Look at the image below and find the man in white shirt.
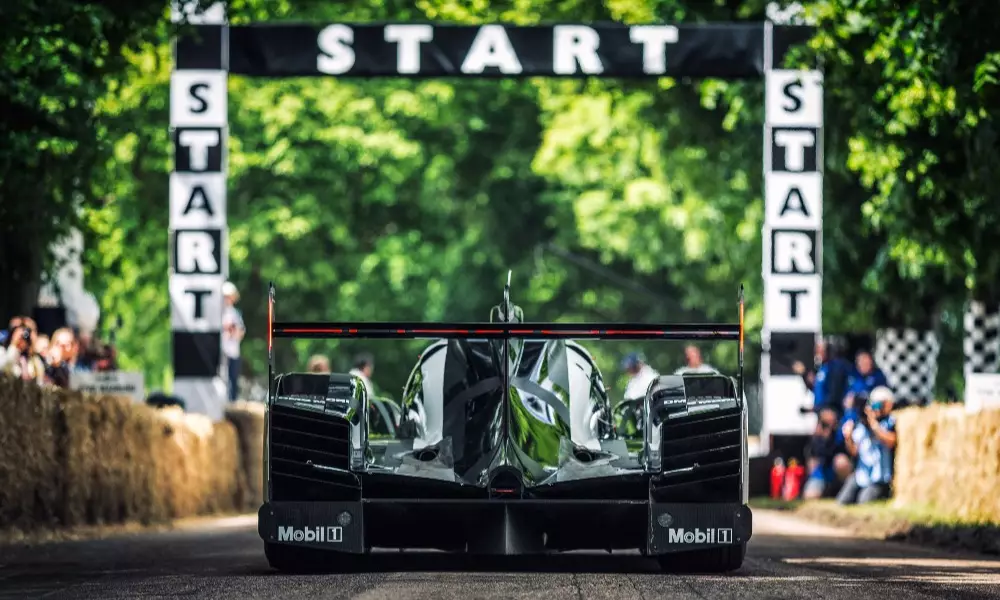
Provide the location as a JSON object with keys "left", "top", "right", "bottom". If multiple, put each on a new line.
{"left": 349, "top": 352, "right": 376, "bottom": 399}
{"left": 674, "top": 345, "right": 719, "bottom": 375}
{"left": 221, "top": 282, "right": 245, "bottom": 402}
{"left": 622, "top": 352, "right": 660, "bottom": 403}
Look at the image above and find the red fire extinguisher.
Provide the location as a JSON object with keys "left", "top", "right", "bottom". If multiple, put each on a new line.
{"left": 770, "top": 458, "right": 785, "bottom": 499}
{"left": 783, "top": 459, "right": 806, "bottom": 501}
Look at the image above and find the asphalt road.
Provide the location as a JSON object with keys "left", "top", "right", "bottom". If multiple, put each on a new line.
{"left": 1, "top": 510, "right": 999, "bottom": 599}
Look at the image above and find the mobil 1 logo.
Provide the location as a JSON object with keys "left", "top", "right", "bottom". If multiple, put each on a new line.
{"left": 667, "top": 527, "right": 733, "bottom": 545}
{"left": 277, "top": 525, "right": 343, "bottom": 544}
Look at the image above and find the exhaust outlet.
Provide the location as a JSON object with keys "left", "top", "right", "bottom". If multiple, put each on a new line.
{"left": 573, "top": 447, "right": 597, "bottom": 463}
{"left": 415, "top": 448, "right": 439, "bottom": 462}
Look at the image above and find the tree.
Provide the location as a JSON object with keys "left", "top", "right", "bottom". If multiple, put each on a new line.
{"left": 0, "top": 0, "right": 208, "bottom": 322}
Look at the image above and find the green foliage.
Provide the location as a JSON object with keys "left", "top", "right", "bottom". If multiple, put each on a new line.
{"left": 805, "top": 0, "right": 1000, "bottom": 306}
{"left": 14, "top": 0, "right": 1000, "bottom": 399}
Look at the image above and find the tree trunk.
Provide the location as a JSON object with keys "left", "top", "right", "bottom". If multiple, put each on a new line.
{"left": 0, "top": 234, "right": 44, "bottom": 324}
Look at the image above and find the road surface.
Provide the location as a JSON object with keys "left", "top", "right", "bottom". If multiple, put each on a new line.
{"left": 1, "top": 509, "right": 998, "bottom": 599}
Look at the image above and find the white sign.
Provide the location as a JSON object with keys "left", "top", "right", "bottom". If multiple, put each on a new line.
{"left": 171, "top": 71, "right": 228, "bottom": 128}
{"left": 764, "top": 274, "right": 821, "bottom": 332}
{"left": 170, "top": 274, "right": 224, "bottom": 331}
{"left": 765, "top": 171, "right": 821, "bottom": 229}
{"left": 174, "top": 378, "right": 228, "bottom": 422}
{"left": 316, "top": 24, "right": 680, "bottom": 76}
{"left": 170, "top": 173, "right": 227, "bottom": 229}
{"left": 762, "top": 375, "right": 817, "bottom": 435}
{"left": 766, "top": 70, "right": 823, "bottom": 127}
{"left": 173, "top": 229, "right": 223, "bottom": 275}
{"left": 965, "top": 373, "right": 1000, "bottom": 414}
{"left": 70, "top": 371, "right": 145, "bottom": 403}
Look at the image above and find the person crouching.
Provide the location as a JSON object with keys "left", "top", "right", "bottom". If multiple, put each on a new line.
{"left": 836, "top": 386, "right": 897, "bottom": 504}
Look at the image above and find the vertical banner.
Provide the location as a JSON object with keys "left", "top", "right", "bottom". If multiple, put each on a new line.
{"left": 170, "top": 1, "right": 229, "bottom": 420}
{"left": 761, "top": 58, "right": 824, "bottom": 438}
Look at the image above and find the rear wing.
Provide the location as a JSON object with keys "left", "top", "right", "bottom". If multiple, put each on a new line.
{"left": 267, "top": 282, "right": 746, "bottom": 401}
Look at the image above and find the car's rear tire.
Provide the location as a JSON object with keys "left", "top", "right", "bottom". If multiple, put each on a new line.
{"left": 264, "top": 543, "right": 366, "bottom": 573}
{"left": 656, "top": 543, "right": 747, "bottom": 573}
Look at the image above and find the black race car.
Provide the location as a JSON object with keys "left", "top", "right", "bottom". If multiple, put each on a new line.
{"left": 258, "top": 276, "right": 752, "bottom": 572}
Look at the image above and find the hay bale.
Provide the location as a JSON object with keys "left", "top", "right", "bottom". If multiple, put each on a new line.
{"left": 895, "top": 404, "right": 1000, "bottom": 523}
{"left": 225, "top": 401, "right": 266, "bottom": 510}
{"left": 0, "top": 376, "right": 61, "bottom": 530}
{"left": 0, "top": 376, "right": 252, "bottom": 536}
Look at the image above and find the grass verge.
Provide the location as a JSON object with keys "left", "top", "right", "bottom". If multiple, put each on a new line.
{"left": 750, "top": 497, "right": 1000, "bottom": 555}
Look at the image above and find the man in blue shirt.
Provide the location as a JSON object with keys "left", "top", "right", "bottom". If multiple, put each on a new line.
{"left": 843, "top": 350, "right": 888, "bottom": 422}
{"left": 836, "top": 386, "right": 897, "bottom": 504}
{"left": 794, "top": 339, "right": 852, "bottom": 417}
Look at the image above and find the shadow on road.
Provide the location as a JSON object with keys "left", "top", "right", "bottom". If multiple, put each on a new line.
{"left": 249, "top": 552, "right": 666, "bottom": 575}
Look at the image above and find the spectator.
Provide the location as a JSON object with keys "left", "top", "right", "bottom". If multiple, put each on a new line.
{"left": 349, "top": 352, "right": 376, "bottom": 398}
{"left": 308, "top": 354, "right": 331, "bottom": 373}
{"left": 221, "top": 282, "right": 245, "bottom": 402}
{"left": 34, "top": 334, "right": 50, "bottom": 357}
{"left": 793, "top": 339, "right": 851, "bottom": 417}
{"left": 44, "top": 327, "right": 88, "bottom": 388}
{"left": 802, "top": 407, "right": 852, "bottom": 498}
{"left": 3, "top": 324, "right": 46, "bottom": 384}
{"left": 843, "top": 350, "right": 889, "bottom": 425}
{"left": 75, "top": 328, "right": 98, "bottom": 371}
{"left": 837, "top": 386, "right": 897, "bottom": 505}
{"left": 674, "top": 345, "right": 718, "bottom": 375}
{"left": 622, "top": 352, "right": 660, "bottom": 402}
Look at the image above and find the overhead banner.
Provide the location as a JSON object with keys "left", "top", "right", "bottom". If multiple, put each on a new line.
{"left": 224, "top": 23, "right": 766, "bottom": 79}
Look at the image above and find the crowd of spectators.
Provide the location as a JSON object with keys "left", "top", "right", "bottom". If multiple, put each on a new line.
{"left": 618, "top": 339, "right": 900, "bottom": 506}
{"left": 794, "top": 340, "right": 898, "bottom": 505}
{"left": 0, "top": 315, "right": 118, "bottom": 388}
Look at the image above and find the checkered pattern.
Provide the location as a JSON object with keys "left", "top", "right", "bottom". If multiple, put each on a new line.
{"left": 964, "top": 301, "right": 1000, "bottom": 374}
{"left": 874, "top": 328, "right": 941, "bottom": 405}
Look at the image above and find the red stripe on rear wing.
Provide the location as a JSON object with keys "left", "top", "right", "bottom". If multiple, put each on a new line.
{"left": 271, "top": 321, "right": 740, "bottom": 341}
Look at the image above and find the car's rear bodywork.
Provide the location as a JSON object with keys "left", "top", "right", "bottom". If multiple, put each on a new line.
{"left": 258, "top": 279, "right": 752, "bottom": 570}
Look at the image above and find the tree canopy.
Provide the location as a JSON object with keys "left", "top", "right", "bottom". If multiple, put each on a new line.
{"left": 5, "top": 0, "right": 998, "bottom": 399}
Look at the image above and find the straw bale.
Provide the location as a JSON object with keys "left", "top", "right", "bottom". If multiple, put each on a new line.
{"left": 0, "top": 376, "right": 61, "bottom": 529}
{"left": 0, "top": 375, "right": 253, "bottom": 535}
{"left": 225, "top": 401, "right": 266, "bottom": 509}
{"left": 894, "top": 404, "right": 1000, "bottom": 523}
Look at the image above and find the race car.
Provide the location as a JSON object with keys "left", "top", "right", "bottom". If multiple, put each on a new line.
{"left": 258, "top": 275, "right": 752, "bottom": 572}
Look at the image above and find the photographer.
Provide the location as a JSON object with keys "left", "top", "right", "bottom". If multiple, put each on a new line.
{"left": 3, "top": 325, "right": 46, "bottom": 384}
{"left": 836, "top": 386, "right": 897, "bottom": 504}
{"left": 793, "top": 339, "right": 851, "bottom": 417}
